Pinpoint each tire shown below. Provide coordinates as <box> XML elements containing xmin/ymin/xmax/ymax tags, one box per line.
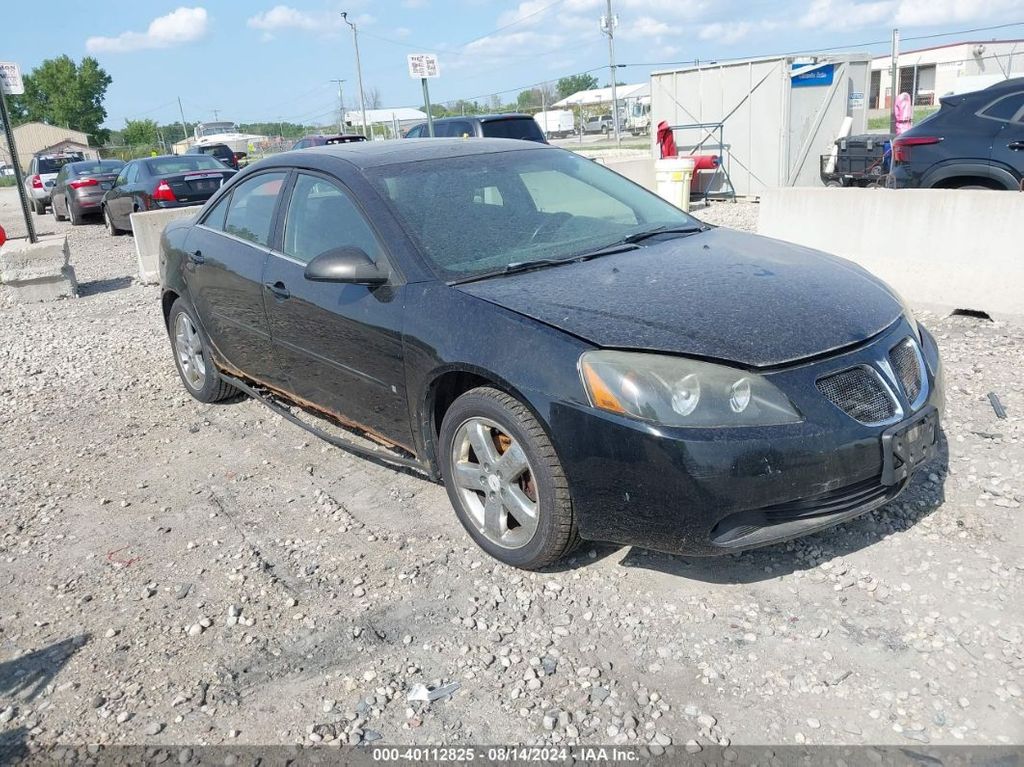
<box><xmin>104</xmin><ymin>206</ymin><xmax>124</xmax><ymax>236</ymax></box>
<box><xmin>33</xmin><ymin>198</ymin><xmax>46</xmax><ymax>215</ymax></box>
<box><xmin>438</xmin><ymin>387</ymin><xmax>579</xmax><ymax>569</ymax></box>
<box><xmin>167</xmin><ymin>298</ymin><xmax>239</xmax><ymax>404</ymax></box>
<box><xmin>68</xmin><ymin>201</ymin><xmax>81</xmax><ymax>226</ymax></box>
<box><xmin>53</xmin><ymin>198</ymin><xmax>65</xmax><ymax>222</ymax></box>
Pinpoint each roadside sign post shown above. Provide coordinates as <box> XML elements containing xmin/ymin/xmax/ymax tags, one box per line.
<box><xmin>0</xmin><ymin>61</ymin><xmax>36</xmax><ymax>244</ymax></box>
<box><xmin>408</xmin><ymin>54</ymin><xmax>439</xmax><ymax>138</ymax></box>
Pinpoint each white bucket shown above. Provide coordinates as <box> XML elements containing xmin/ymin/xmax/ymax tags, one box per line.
<box><xmin>654</xmin><ymin>157</ymin><xmax>695</xmax><ymax>212</ymax></box>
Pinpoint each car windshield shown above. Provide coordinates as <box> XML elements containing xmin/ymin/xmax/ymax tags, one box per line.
<box><xmin>481</xmin><ymin>118</ymin><xmax>546</xmax><ymax>143</ymax></box>
<box><xmin>146</xmin><ymin>156</ymin><xmax>226</xmax><ymax>174</ymax></box>
<box><xmin>70</xmin><ymin>160</ymin><xmax>124</xmax><ymax>176</ymax></box>
<box><xmin>368</xmin><ymin>148</ymin><xmax>698</xmax><ymax>279</ymax></box>
<box><xmin>38</xmin><ymin>155</ymin><xmax>84</xmax><ymax>174</ymax></box>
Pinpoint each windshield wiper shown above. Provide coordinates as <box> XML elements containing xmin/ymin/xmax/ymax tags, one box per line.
<box><xmin>622</xmin><ymin>224</ymin><xmax>708</xmax><ymax>245</ymax></box>
<box><xmin>450</xmin><ymin>244</ymin><xmax>642</xmax><ymax>286</ymax></box>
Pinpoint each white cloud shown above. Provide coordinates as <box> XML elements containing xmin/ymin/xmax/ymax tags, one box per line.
<box><xmin>86</xmin><ymin>7</ymin><xmax>209</xmax><ymax>53</ymax></box>
<box><xmin>247</xmin><ymin>5</ymin><xmax>322</xmax><ymax>32</ymax></box>
<box><xmin>698</xmin><ymin>21</ymin><xmax>754</xmax><ymax>45</ymax></box>
<box><xmin>246</xmin><ymin>6</ymin><xmax>375</xmax><ymax>40</ymax></box>
<box><xmin>391</xmin><ymin>27</ymin><xmax>413</xmax><ymax>39</ymax></box>
<box><xmin>798</xmin><ymin>0</ymin><xmax>1018</xmax><ymax>30</ymax></box>
<box><xmin>402</xmin><ymin>0</ymin><xmax>428</xmax><ymax>7</ymax></box>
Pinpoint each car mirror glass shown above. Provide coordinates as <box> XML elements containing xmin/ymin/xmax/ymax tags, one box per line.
<box><xmin>304</xmin><ymin>247</ymin><xmax>387</xmax><ymax>285</ymax></box>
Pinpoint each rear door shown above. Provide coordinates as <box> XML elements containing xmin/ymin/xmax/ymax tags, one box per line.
<box><xmin>262</xmin><ymin>171</ymin><xmax>412</xmax><ymax>448</ymax></box>
<box><xmin>185</xmin><ymin>171</ymin><xmax>289</xmax><ymax>387</ymax></box>
<box><xmin>983</xmin><ymin>90</ymin><xmax>1024</xmax><ymax>183</ymax></box>
<box><xmin>108</xmin><ymin>162</ymin><xmax>138</xmax><ymax>226</ymax></box>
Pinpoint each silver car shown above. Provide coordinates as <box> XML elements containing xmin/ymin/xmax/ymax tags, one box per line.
<box><xmin>24</xmin><ymin>152</ymin><xmax>85</xmax><ymax>214</ymax></box>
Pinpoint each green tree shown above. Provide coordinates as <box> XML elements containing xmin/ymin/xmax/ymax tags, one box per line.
<box><xmin>121</xmin><ymin>119</ymin><xmax>159</xmax><ymax>147</ymax></box>
<box><xmin>556</xmin><ymin>74</ymin><xmax>598</xmax><ymax>100</ymax></box>
<box><xmin>517</xmin><ymin>88</ymin><xmax>541</xmax><ymax>110</ymax></box>
<box><xmin>8</xmin><ymin>55</ymin><xmax>112</xmax><ymax>143</ymax></box>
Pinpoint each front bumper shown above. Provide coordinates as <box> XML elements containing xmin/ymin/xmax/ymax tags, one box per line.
<box><xmin>548</xmin><ymin>319</ymin><xmax>944</xmax><ymax>555</ymax></box>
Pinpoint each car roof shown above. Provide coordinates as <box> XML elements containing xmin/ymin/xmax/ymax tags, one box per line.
<box><xmin>294</xmin><ymin>137</ymin><xmax>549</xmax><ymax>168</ymax></box>
<box><xmin>431</xmin><ymin>113</ymin><xmax>534</xmax><ymax>124</ymax></box>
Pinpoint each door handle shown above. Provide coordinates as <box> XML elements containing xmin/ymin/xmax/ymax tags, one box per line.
<box><xmin>264</xmin><ymin>281</ymin><xmax>290</xmax><ymax>299</ymax></box>
<box><xmin>188</xmin><ymin>249</ymin><xmax>204</xmax><ymax>264</ymax></box>
<box><xmin>1008</xmin><ymin>141</ymin><xmax>1024</xmax><ymax>151</ymax></box>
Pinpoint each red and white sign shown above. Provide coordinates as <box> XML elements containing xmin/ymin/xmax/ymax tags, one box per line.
<box><xmin>0</xmin><ymin>62</ymin><xmax>25</xmax><ymax>96</ymax></box>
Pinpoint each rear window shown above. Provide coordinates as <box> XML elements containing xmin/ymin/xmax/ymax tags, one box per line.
<box><xmin>70</xmin><ymin>160</ymin><xmax>124</xmax><ymax>176</ymax></box>
<box><xmin>198</xmin><ymin>145</ymin><xmax>233</xmax><ymax>157</ymax></box>
<box><xmin>37</xmin><ymin>155</ymin><xmax>84</xmax><ymax>174</ymax></box>
<box><xmin>146</xmin><ymin>156</ymin><xmax>226</xmax><ymax>175</ymax></box>
<box><xmin>481</xmin><ymin>118</ymin><xmax>546</xmax><ymax>143</ymax></box>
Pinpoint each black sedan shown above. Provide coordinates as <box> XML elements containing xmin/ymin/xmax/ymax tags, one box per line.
<box><xmin>102</xmin><ymin>154</ymin><xmax>236</xmax><ymax>236</ymax></box>
<box><xmin>51</xmin><ymin>159</ymin><xmax>125</xmax><ymax>225</ymax></box>
<box><xmin>159</xmin><ymin>139</ymin><xmax>944</xmax><ymax>569</ymax></box>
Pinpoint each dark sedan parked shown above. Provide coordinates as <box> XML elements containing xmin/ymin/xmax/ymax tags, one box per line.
<box><xmin>405</xmin><ymin>114</ymin><xmax>547</xmax><ymax>143</ymax></box>
<box><xmin>291</xmin><ymin>134</ymin><xmax>367</xmax><ymax>149</ymax></box>
<box><xmin>159</xmin><ymin>139</ymin><xmax>944</xmax><ymax>569</ymax></box>
<box><xmin>102</xmin><ymin>155</ymin><xmax>236</xmax><ymax>236</ymax></box>
<box><xmin>187</xmin><ymin>142</ymin><xmax>240</xmax><ymax>170</ymax></box>
<box><xmin>51</xmin><ymin>159</ymin><xmax>125</xmax><ymax>225</ymax></box>
<box><xmin>888</xmin><ymin>77</ymin><xmax>1024</xmax><ymax>190</ymax></box>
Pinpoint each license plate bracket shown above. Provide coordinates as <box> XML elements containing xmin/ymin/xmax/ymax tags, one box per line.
<box><xmin>881</xmin><ymin>406</ymin><xmax>939</xmax><ymax>486</ymax></box>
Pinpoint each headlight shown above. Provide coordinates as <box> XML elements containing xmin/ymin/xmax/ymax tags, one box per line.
<box><xmin>579</xmin><ymin>351</ymin><xmax>802</xmax><ymax>427</ymax></box>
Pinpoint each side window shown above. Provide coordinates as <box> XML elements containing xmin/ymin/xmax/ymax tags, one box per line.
<box><xmin>437</xmin><ymin>121</ymin><xmax>473</xmax><ymax>138</ymax></box>
<box><xmin>127</xmin><ymin>164</ymin><xmax>140</xmax><ymax>184</ymax></box>
<box><xmin>202</xmin><ymin>192</ymin><xmax>232</xmax><ymax>231</ymax></box>
<box><xmin>116</xmin><ymin>163</ymin><xmax>133</xmax><ymax>186</ymax></box>
<box><xmin>282</xmin><ymin>173</ymin><xmax>383</xmax><ymax>265</ymax></box>
<box><xmin>223</xmin><ymin>172</ymin><xmax>287</xmax><ymax>246</ymax></box>
<box><xmin>294</xmin><ymin>139</ymin><xmax>308</xmax><ymax>149</ymax></box>
<box><xmin>981</xmin><ymin>92</ymin><xmax>1024</xmax><ymax>122</ymax></box>
<box><xmin>520</xmin><ymin>170</ymin><xmax>637</xmax><ymax>224</ymax></box>
<box><xmin>405</xmin><ymin>125</ymin><xmax>423</xmax><ymax>138</ymax></box>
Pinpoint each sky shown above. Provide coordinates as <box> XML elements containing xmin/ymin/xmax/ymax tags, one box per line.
<box><xmin>4</xmin><ymin>0</ymin><xmax>1023</xmax><ymax>133</ymax></box>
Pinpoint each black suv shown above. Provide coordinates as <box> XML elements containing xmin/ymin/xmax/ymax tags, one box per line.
<box><xmin>405</xmin><ymin>114</ymin><xmax>547</xmax><ymax>143</ymax></box>
<box><xmin>888</xmin><ymin>77</ymin><xmax>1024</xmax><ymax>190</ymax></box>
<box><xmin>187</xmin><ymin>142</ymin><xmax>240</xmax><ymax>170</ymax></box>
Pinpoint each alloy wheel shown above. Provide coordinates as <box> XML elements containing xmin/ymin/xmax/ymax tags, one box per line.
<box><xmin>450</xmin><ymin>417</ymin><xmax>539</xmax><ymax>550</ymax></box>
<box><xmin>174</xmin><ymin>312</ymin><xmax>207</xmax><ymax>391</ymax></box>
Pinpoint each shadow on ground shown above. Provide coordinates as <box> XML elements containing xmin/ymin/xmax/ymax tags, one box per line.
<box><xmin>77</xmin><ymin>276</ymin><xmax>135</xmax><ymax>297</ymax></box>
<box><xmin>0</xmin><ymin>633</ymin><xmax>90</xmax><ymax>762</ymax></box>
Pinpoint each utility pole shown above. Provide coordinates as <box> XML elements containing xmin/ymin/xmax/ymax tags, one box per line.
<box><xmin>177</xmin><ymin>97</ymin><xmax>190</xmax><ymax>143</ymax></box>
<box><xmin>889</xmin><ymin>28</ymin><xmax>900</xmax><ymax>135</ymax></box>
<box><xmin>342</xmin><ymin>12</ymin><xmax>369</xmax><ymax>140</ymax></box>
<box><xmin>330</xmin><ymin>79</ymin><xmax>346</xmax><ymax>133</ymax></box>
<box><xmin>601</xmin><ymin>0</ymin><xmax>620</xmax><ymax>147</ymax></box>
<box><xmin>0</xmin><ymin>78</ymin><xmax>36</xmax><ymax>243</ymax></box>
<box><xmin>212</xmin><ymin>108</ymin><xmax>220</xmax><ymax>121</ymax></box>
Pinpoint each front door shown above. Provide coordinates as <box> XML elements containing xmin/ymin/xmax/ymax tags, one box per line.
<box><xmin>185</xmin><ymin>171</ymin><xmax>289</xmax><ymax>388</ymax></box>
<box><xmin>262</xmin><ymin>171</ymin><xmax>412</xmax><ymax>449</ymax></box>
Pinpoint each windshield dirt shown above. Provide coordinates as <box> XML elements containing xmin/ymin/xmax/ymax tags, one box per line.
<box><xmin>368</xmin><ymin>149</ymin><xmax>698</xmax><ymax>280</ymax></box>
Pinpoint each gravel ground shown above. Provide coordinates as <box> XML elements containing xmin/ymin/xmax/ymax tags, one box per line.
<box><xmin>1</xmin><ymin>189</ymin><xmax>1022</xmax><ymax>754</ymax></box>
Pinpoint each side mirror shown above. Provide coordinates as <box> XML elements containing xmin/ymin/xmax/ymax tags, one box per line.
<box><xmin>304</xmin><ymin>247</ymin><xmax>388</xmax><ymax>285</ymax></box>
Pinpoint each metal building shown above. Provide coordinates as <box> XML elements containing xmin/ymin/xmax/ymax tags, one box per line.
<box><xmin>0</xmin><ymin>122</ymin><xmax>97</xmax><ymax>172</ymax></box>
<box><xmin>650</xmin><ymin>54</ymin><xmax>873</xmax><ymax>196</ymax></box>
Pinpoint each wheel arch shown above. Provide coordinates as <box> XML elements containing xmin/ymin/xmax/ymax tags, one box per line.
<box><xmin>922</xmin><ymin>161</ymin><xmax>1018</xmax><ymax>190</ymax></box>
<box><xmin>419</xmin><ymin>364</ymin><xmax>551</xmax><ymax>477</ymax></box>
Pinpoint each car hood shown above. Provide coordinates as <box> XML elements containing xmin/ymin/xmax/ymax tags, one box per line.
<box><xmin>456</xmin><ymin>228</ymin><xmax>903</xmax><ymax>368</ymax></box>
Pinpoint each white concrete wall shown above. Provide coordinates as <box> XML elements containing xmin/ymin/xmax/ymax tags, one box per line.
<box><xmin>601</xmin><ymin>158</ymin><xmax>656</xmax><ymax>193</ymax></box>
<box><xmin>757</xmin><ymin>187</ymin><xmax>1024</xmax><ymax>320</ymax></box>
<box><xmin>130</xmin><ymin>208</ymin><xmax>198</xmax><ymax>285</ymax></box>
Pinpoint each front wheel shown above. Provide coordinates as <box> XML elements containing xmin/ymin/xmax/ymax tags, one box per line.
<box><xmin>439</xmin><ymin>387</ymin><xmax>579</xmax><ymax>569</ymax></box>
<box><xmin>167</xmin><ymin>298</ymin><xmax>239</xmax><ymax>403</ymax></box>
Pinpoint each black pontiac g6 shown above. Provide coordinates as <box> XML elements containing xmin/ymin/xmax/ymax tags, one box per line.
<box><xmin>159</xmin><ymin>139</ymin><xmax>944</xmax><ymax>569</ymax></box>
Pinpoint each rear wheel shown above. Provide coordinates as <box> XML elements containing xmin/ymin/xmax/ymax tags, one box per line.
<box><xmin>104</xmin><ymin>206</ymin><xmax>124</xmax><ymax>236</ymax></box>
<box><xmin>33</xmin><ymin>199</ymin><xmax>45</xmax><ymax>215</ymax></box>
<box><xmin>68</xmin><ymin>201</ymin><xmax>81</xmax><ymax>226</ymax></box>
<box><xmin>439</xmin><ymin>387</ymin><xmax>579</xmax><ymax>569</ymax></box>
<box><xmin>167</xmin><ymin>298</ymin><xmax>239</xmax><ymax>403</ymax></box>
<box><xmin>53</xmin><ymin>198</ymin><xmax>66</xmax><ymax>221</ymax></box>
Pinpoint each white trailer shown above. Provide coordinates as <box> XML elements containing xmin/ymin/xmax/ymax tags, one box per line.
<box><xmin>650</xmin><ymin>54</ymin><xmax>872</xmax><ymax>196</ymax></box>
<box><xmin>533</xmin><ymin>110</ymin><xmax>575</xmax><ymax>139</ymax></box>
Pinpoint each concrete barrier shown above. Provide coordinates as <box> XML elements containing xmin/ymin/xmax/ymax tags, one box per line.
<box><xmin>0</xmin><ymin>235</ymin><xmax>78</xmax><ymax>303</ymax></box>
<box><xmin>131</xmin><ymin>208</ymin><xmax>198</xmax><ymax>285</ymax></box>
<box><xmin>602</xmin><ymin>158</ymin><xmax>656</xmax><ymax>193</ymax></box>
<box><xmin>757</xmin><ymin>188</ymin><xmax>1024</xmax><ymax>320</ymax></box>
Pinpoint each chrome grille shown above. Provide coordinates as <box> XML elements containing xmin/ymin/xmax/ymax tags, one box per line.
<box><xmin>816</xmin><ymin>367</ymin><xmax>898</xmax><ymax>425</ymax></box>
<box><xmin>889</xmin><ymin>338</ymin><xmax>923</xmax><ymax>406</ymax></box>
